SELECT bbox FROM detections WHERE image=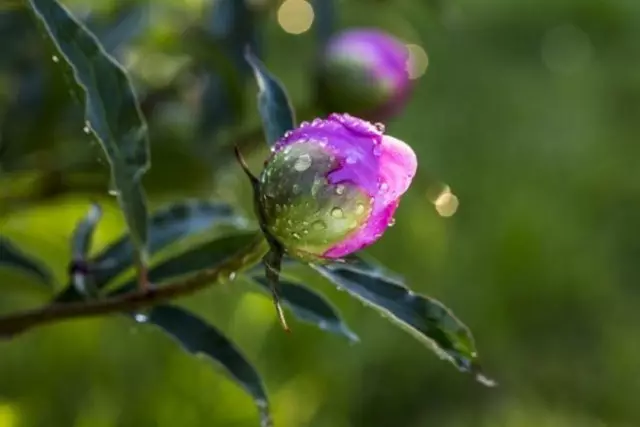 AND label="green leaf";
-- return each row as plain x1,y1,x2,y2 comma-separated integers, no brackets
0,237,53,286
88,3,150,55
251,276,358,342
28,0,150,264
70,203,102,261
312,264,496,386
145,305,271,427
56,200,242,302
111,233,262,295
245,48,295,147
